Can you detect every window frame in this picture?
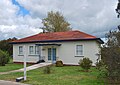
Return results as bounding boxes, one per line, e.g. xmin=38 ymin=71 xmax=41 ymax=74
xmin=29 ymin=46 xmax=34 ymax=55
xmin=75 ymin=45 xmax=84 ymax=57
xmin=35 ymin=46 xmax=39 ymax=55
xmin=18 ymin=46 xmax=23 ymax=55
xmin=48 ymin=48 xmax=52 ymax=60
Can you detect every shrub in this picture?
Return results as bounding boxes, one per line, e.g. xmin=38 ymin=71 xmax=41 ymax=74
xmin=43 ymin=66 xmax=51 ymax=74
xmin=56 ymin=60 xmax=63 ymax=67
xmin=78 ymin=57 xmax=92 ymax=72
xmin=0 ymin=50 xmax=10 ymax=66
xmin=96 ymin=60 xmax=104 ymax=70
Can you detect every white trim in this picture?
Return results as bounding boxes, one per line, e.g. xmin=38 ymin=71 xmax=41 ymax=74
xmin=35 ymin=46 xmax=39 ymax=54
xmin=18 ymin=46 xmax=23 ymax=55
xmin=29 ymin=46 xmax=34 ymax=55
xmin=28 ymin=45 xmax=39 ymax=55
xmin=75 ymin=44 xmax=84 ymax=57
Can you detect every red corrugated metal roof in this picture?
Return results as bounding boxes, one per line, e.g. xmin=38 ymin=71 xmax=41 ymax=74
xmin=12 ymin=30 xmax=98 ymax=43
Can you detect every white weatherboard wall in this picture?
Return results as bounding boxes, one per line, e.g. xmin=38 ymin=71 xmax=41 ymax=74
xmin=58 ymin=41 xmax=100 ymax=65
xmin=13 ymin=43 xmax=40 ymax=63
xmin=13 ymin=40 xmax=100 ymax=65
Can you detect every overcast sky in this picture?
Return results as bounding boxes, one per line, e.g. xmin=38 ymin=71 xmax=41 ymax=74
xmin=0 ymin=0 xmax=119 ymax=40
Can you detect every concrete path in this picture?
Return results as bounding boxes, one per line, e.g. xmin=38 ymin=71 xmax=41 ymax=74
xmin=0 ymin=80 xmax=30 ymax=85
xmin=18 ymin=62 xmax=52 ymax=72
xmin=0 ymin=63 xmax=52 ymax=75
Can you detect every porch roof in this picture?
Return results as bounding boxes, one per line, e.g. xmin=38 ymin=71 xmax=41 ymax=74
xmin=35 ymin=43 xmax=61 ymax=46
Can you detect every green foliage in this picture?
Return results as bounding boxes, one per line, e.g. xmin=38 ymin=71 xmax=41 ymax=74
xmin=0 ymin=50 xmax=10 ymax=66
xmin=43 ymin=66 xmax=51 ymax=74
xmin=56 ymin=60 xmax=63 ymax=67
xmin=116 ymin=0 xmax=120 ymax=18
xmin=0 ymin=37 xmax=17 ymax=56
xmin=42 ymin=11 xmax=72 ymax=32
xmin=78 ymin=57 xmax=92 ymax=72
xmin=96 ymin=60 xmax=108 ymax=80
xmin=96 ymin=60 xmax=104 ymax=70
xmin=101 ymin=29 xmax=120 ymax=84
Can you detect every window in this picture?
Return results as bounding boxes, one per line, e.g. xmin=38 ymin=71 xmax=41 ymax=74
xmin=29 ymin=46 xmax=34 ymax=54
xmin=48 ymin=48 xmax=51 ymax=60
xmin=35 ymin=46 xmax=39 ymax=54
xmin=19 ymin=46 xmax=23 ymax=55
xmin=76 ymin=45 xmax=83 ymax=56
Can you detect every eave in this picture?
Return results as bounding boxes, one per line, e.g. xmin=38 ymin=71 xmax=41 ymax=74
xmin=10 ymin=38 xmax=104 ymax=44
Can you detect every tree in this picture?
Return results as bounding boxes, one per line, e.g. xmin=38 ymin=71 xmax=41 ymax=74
xmin=0 ymin=37 xmax=17 ymax=56
xmin=104 ymin=2 xmax=120 ymax=83
xmin=101 ymin=29 xmax=120 ymax=84
xmin=42 ymin=11 xmax=72 ymax=32
xmin=116 ymin=0 xmax=120 ymax=18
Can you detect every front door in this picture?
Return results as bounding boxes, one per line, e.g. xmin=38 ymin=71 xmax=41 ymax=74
xmin=48 ymin=48 xmax=56 ymax=62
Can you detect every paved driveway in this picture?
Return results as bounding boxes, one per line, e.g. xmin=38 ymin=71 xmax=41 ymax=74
xmin=0 ymin=80 xmax=30 ymax=85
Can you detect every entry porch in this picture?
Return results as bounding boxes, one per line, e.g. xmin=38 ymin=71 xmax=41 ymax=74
xmin=35 ymin=43 xmax=61 ymax=64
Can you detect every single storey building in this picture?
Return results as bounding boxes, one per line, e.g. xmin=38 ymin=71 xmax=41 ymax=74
xmin=11 ymin=30 xmax=103 ymax=65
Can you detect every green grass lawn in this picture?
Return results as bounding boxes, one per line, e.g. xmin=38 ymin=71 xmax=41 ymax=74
xmin=0 ymin=58 xmax=31 ymax=72
xmin=0 ymin=59 xmax=24 ymax=72
xmin=0 ymin=63 xmax=23 ymax=72
xmin=0 ymin=66 xmax=105 ymax=85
